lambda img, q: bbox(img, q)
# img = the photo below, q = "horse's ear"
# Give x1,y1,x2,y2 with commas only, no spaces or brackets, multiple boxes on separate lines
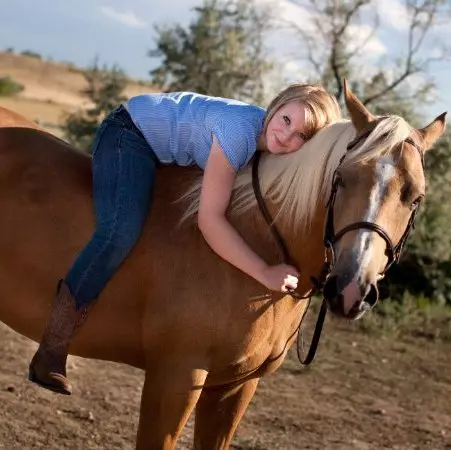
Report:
417,112,447,151
343,79,375,132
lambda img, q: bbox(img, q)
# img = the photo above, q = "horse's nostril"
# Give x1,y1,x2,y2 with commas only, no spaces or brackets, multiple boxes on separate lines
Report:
363,283,378,307
323,275,338,300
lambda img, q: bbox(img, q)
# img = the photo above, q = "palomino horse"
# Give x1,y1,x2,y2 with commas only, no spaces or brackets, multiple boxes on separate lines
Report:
0,83,445,449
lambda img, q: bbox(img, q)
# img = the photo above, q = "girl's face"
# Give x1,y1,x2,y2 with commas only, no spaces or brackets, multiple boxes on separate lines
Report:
265,101,308,154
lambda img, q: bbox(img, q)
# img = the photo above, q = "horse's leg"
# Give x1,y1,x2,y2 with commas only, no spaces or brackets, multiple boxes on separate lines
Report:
193,377,259,449
136,366,208,450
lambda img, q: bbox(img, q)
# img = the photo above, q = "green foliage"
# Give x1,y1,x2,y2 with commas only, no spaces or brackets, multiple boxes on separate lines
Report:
149,0,273,104
0,76,24,96
63,59,127,152
357,291,451,341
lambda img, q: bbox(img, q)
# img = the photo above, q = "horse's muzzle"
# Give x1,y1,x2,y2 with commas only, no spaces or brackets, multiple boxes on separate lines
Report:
323,273,379,319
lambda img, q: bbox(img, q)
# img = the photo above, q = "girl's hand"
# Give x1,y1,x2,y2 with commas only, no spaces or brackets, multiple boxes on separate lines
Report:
259,264,299,293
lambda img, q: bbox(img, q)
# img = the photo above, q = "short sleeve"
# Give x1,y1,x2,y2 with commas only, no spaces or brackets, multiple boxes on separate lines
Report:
212,114,261,171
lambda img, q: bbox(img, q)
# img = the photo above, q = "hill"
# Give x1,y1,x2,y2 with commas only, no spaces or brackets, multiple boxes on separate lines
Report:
0,51,156,138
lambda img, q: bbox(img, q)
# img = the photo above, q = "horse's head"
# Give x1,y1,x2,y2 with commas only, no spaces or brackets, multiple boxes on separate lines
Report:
323,81,446,319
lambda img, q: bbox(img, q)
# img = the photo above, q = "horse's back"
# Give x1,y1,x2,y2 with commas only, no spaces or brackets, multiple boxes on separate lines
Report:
0,106,43,130
0,120,93,217
0,111,205,366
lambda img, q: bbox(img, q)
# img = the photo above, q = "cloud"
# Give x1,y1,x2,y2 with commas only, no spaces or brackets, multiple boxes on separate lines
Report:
348,24,387,58
377,0,410,31
277,0,312,28
99,6,148,29
282,59,311,81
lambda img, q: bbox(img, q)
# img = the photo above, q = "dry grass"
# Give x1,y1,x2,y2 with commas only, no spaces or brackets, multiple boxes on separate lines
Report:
0,51,157,138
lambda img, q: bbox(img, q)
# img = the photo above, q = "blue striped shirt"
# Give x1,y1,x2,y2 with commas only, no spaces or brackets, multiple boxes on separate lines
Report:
125,92,266,171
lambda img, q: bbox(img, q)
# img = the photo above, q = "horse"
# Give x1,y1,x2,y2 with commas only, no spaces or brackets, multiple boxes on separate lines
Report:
0,82,445,449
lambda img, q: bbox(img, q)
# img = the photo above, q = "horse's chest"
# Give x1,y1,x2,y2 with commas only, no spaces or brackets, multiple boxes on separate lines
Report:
206,305,303,385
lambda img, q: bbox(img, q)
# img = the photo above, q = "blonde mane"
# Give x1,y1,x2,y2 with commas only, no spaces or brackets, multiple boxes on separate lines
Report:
183,116,416,230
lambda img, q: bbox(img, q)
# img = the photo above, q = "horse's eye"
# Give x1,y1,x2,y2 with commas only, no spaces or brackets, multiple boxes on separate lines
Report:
411,195,424,209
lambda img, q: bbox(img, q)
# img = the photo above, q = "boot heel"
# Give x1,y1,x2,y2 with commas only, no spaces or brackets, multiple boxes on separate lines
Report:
28,367,72,395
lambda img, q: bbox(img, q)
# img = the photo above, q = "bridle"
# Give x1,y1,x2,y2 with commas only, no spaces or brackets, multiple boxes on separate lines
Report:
325,129,424,274
252,128,425,365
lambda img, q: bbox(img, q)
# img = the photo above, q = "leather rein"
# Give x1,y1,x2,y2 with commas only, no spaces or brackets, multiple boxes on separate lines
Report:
251,130,424,365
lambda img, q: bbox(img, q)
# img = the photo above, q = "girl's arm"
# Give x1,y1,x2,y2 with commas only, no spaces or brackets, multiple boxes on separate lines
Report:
198,137,298,292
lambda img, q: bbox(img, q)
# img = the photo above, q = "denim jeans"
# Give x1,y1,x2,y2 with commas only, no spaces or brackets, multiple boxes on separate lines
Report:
65,105,158,309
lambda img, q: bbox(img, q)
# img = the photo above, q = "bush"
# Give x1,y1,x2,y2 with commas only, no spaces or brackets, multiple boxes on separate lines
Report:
0,76,24,96
357,292,451,341
63,58,127,152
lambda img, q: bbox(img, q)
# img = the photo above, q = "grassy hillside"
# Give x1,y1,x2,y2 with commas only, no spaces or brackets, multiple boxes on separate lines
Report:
0,51,156,138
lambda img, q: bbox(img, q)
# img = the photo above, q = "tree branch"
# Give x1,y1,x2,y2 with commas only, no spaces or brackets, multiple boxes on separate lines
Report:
362,0,444,105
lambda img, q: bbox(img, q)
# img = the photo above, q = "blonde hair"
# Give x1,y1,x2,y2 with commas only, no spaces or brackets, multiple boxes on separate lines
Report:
263,83,342,140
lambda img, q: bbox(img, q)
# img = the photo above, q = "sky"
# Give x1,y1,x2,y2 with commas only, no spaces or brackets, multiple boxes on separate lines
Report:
0,0,450,117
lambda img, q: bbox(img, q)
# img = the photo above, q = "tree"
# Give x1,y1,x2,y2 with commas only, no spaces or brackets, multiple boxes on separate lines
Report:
63,58,127,152
149,0,274,104
284,0,450,111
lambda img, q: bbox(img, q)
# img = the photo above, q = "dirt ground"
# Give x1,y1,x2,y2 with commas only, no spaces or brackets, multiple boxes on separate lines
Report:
1,311,451,450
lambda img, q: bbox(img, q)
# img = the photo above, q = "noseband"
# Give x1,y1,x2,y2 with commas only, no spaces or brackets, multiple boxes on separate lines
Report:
252,128,425,365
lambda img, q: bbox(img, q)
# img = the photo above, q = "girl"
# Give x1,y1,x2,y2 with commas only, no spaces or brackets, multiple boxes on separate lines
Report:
29,84,341,395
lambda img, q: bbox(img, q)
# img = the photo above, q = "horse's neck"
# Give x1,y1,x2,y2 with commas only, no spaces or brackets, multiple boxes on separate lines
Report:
271,201,327,293
230,200,327,294
282,211,327,289
228,206,282,265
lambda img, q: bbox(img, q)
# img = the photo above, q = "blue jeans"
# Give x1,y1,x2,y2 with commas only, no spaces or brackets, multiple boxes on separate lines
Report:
65,105,158,309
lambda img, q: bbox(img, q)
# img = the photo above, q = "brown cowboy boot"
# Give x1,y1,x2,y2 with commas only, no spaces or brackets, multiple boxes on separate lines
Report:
28,280,87,395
